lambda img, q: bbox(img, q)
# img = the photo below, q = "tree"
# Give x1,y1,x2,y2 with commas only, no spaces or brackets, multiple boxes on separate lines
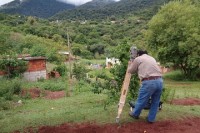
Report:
146,1,200,79
0,54,27,78
72,62,88,81
87,43,105,57
110,42,140,100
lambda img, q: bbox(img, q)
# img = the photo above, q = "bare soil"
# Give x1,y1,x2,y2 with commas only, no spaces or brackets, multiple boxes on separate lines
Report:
19,90,200,133
36,117,200,133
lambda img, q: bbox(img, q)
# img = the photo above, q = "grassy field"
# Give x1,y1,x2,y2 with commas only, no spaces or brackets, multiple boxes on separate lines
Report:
0,77,200,132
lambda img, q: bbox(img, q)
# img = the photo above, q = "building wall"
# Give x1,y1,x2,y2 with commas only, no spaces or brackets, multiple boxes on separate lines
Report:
27,60,46,72
23,59,47,81
23,70,47,81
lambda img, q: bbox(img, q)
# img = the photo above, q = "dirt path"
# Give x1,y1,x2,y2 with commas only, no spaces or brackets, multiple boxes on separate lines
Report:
37,117,200,133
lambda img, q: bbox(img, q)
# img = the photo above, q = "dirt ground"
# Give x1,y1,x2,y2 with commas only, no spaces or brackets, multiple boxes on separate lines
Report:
19,90,200,133
37,117,200,133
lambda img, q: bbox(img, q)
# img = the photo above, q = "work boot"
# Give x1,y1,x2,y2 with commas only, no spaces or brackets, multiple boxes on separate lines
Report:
146,117,154,124
129,112,139,119
129,101,135,108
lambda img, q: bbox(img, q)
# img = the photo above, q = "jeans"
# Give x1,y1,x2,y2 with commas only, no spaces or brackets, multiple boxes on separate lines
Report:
131,78,163,122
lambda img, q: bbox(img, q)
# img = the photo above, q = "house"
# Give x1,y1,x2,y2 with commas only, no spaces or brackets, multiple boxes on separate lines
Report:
58,51,75,61
106,57,120,68
23,56,47,81
0,55,47,81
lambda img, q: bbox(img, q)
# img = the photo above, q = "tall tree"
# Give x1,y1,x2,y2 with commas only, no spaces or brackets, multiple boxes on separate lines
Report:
146,0,200,79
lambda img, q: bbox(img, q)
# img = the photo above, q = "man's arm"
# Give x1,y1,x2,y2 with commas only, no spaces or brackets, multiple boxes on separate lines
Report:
127,59,139,74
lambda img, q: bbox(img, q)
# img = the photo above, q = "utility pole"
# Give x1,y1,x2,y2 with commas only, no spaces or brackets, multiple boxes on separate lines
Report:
67,29,72,96
67,29,71,77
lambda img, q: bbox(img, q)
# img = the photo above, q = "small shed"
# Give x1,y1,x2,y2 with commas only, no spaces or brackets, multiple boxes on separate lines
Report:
23,56,47,81
106,57,120,68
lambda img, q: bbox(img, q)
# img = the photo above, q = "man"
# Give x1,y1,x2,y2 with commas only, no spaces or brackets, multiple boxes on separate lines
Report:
128,50,163,123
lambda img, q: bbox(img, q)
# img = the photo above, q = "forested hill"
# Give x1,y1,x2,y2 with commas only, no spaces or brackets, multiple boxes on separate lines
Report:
51,0,170,20
0,0,75,18
78,0,116,9
0,0,170,20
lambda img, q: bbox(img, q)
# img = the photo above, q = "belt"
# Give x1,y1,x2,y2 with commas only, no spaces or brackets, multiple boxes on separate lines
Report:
142,76,161,81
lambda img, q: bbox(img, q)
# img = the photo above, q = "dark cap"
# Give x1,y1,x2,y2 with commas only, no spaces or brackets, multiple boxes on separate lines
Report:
137,50,148,56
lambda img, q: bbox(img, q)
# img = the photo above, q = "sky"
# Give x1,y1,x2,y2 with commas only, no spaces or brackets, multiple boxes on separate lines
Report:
0,0,121,6
0,0,15,6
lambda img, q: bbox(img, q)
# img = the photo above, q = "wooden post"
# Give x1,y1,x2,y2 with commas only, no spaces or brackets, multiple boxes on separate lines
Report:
116,65,132,123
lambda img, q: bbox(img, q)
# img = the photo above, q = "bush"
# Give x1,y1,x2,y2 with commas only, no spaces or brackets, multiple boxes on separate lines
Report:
161,87,175,103
0,98,11,110
0,54,27,78
74,80,92,94
42,82,67,91
0,78,22,100
26,79,68,92
72,62,89,81
53,63,68,76
11,79,22,94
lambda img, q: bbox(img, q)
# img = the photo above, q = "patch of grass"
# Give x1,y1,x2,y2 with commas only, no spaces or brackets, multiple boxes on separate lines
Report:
164,80,200,99
0,92,113,132
0,79,200,132
163,70,185,81
22,78,68,91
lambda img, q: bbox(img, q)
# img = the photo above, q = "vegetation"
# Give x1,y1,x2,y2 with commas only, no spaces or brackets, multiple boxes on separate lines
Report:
52,0,169,20
146,0,200,79
0,54,27,78
0,13,148,60
0,76,200,132
0,0,169,20
0,0,200,132
0,0,75,18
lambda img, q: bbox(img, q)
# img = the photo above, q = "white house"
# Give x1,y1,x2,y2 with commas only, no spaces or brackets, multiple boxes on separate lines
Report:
106,57,120,68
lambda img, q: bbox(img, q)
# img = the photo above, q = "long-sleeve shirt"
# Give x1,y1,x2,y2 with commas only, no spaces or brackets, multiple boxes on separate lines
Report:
127,54,162,80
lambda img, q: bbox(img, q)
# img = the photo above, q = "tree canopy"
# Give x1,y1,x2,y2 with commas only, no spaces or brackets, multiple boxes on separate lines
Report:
146,0,200,79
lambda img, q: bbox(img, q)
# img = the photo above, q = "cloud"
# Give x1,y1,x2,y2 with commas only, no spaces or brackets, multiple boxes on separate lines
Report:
57,0,92,6
0,0,121,6
0,0,15,6
57,0,120,6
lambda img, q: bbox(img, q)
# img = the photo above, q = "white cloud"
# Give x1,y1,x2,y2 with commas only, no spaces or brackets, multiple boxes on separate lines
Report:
57,0,121,6
57,0,92,6
0,0,15,6
0,0,121,6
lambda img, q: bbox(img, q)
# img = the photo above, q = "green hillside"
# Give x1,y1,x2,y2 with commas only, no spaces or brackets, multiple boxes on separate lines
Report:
0,0,75,18
52,0,170,20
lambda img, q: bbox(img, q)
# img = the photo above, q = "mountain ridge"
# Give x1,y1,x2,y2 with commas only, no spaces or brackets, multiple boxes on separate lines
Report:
0,0,76,18
0,0,170,19
52,0,170,20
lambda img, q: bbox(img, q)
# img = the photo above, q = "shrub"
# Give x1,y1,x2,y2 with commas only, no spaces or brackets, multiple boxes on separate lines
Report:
0,54,27,78
72,62,89,81
0,98,11,110
53,63,68,76
0,78,22,100
74,80,92,94
161,87,175,103
35,79,67,91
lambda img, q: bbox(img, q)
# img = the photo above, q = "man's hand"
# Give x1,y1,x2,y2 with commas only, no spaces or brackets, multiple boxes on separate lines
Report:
128,60,133,67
